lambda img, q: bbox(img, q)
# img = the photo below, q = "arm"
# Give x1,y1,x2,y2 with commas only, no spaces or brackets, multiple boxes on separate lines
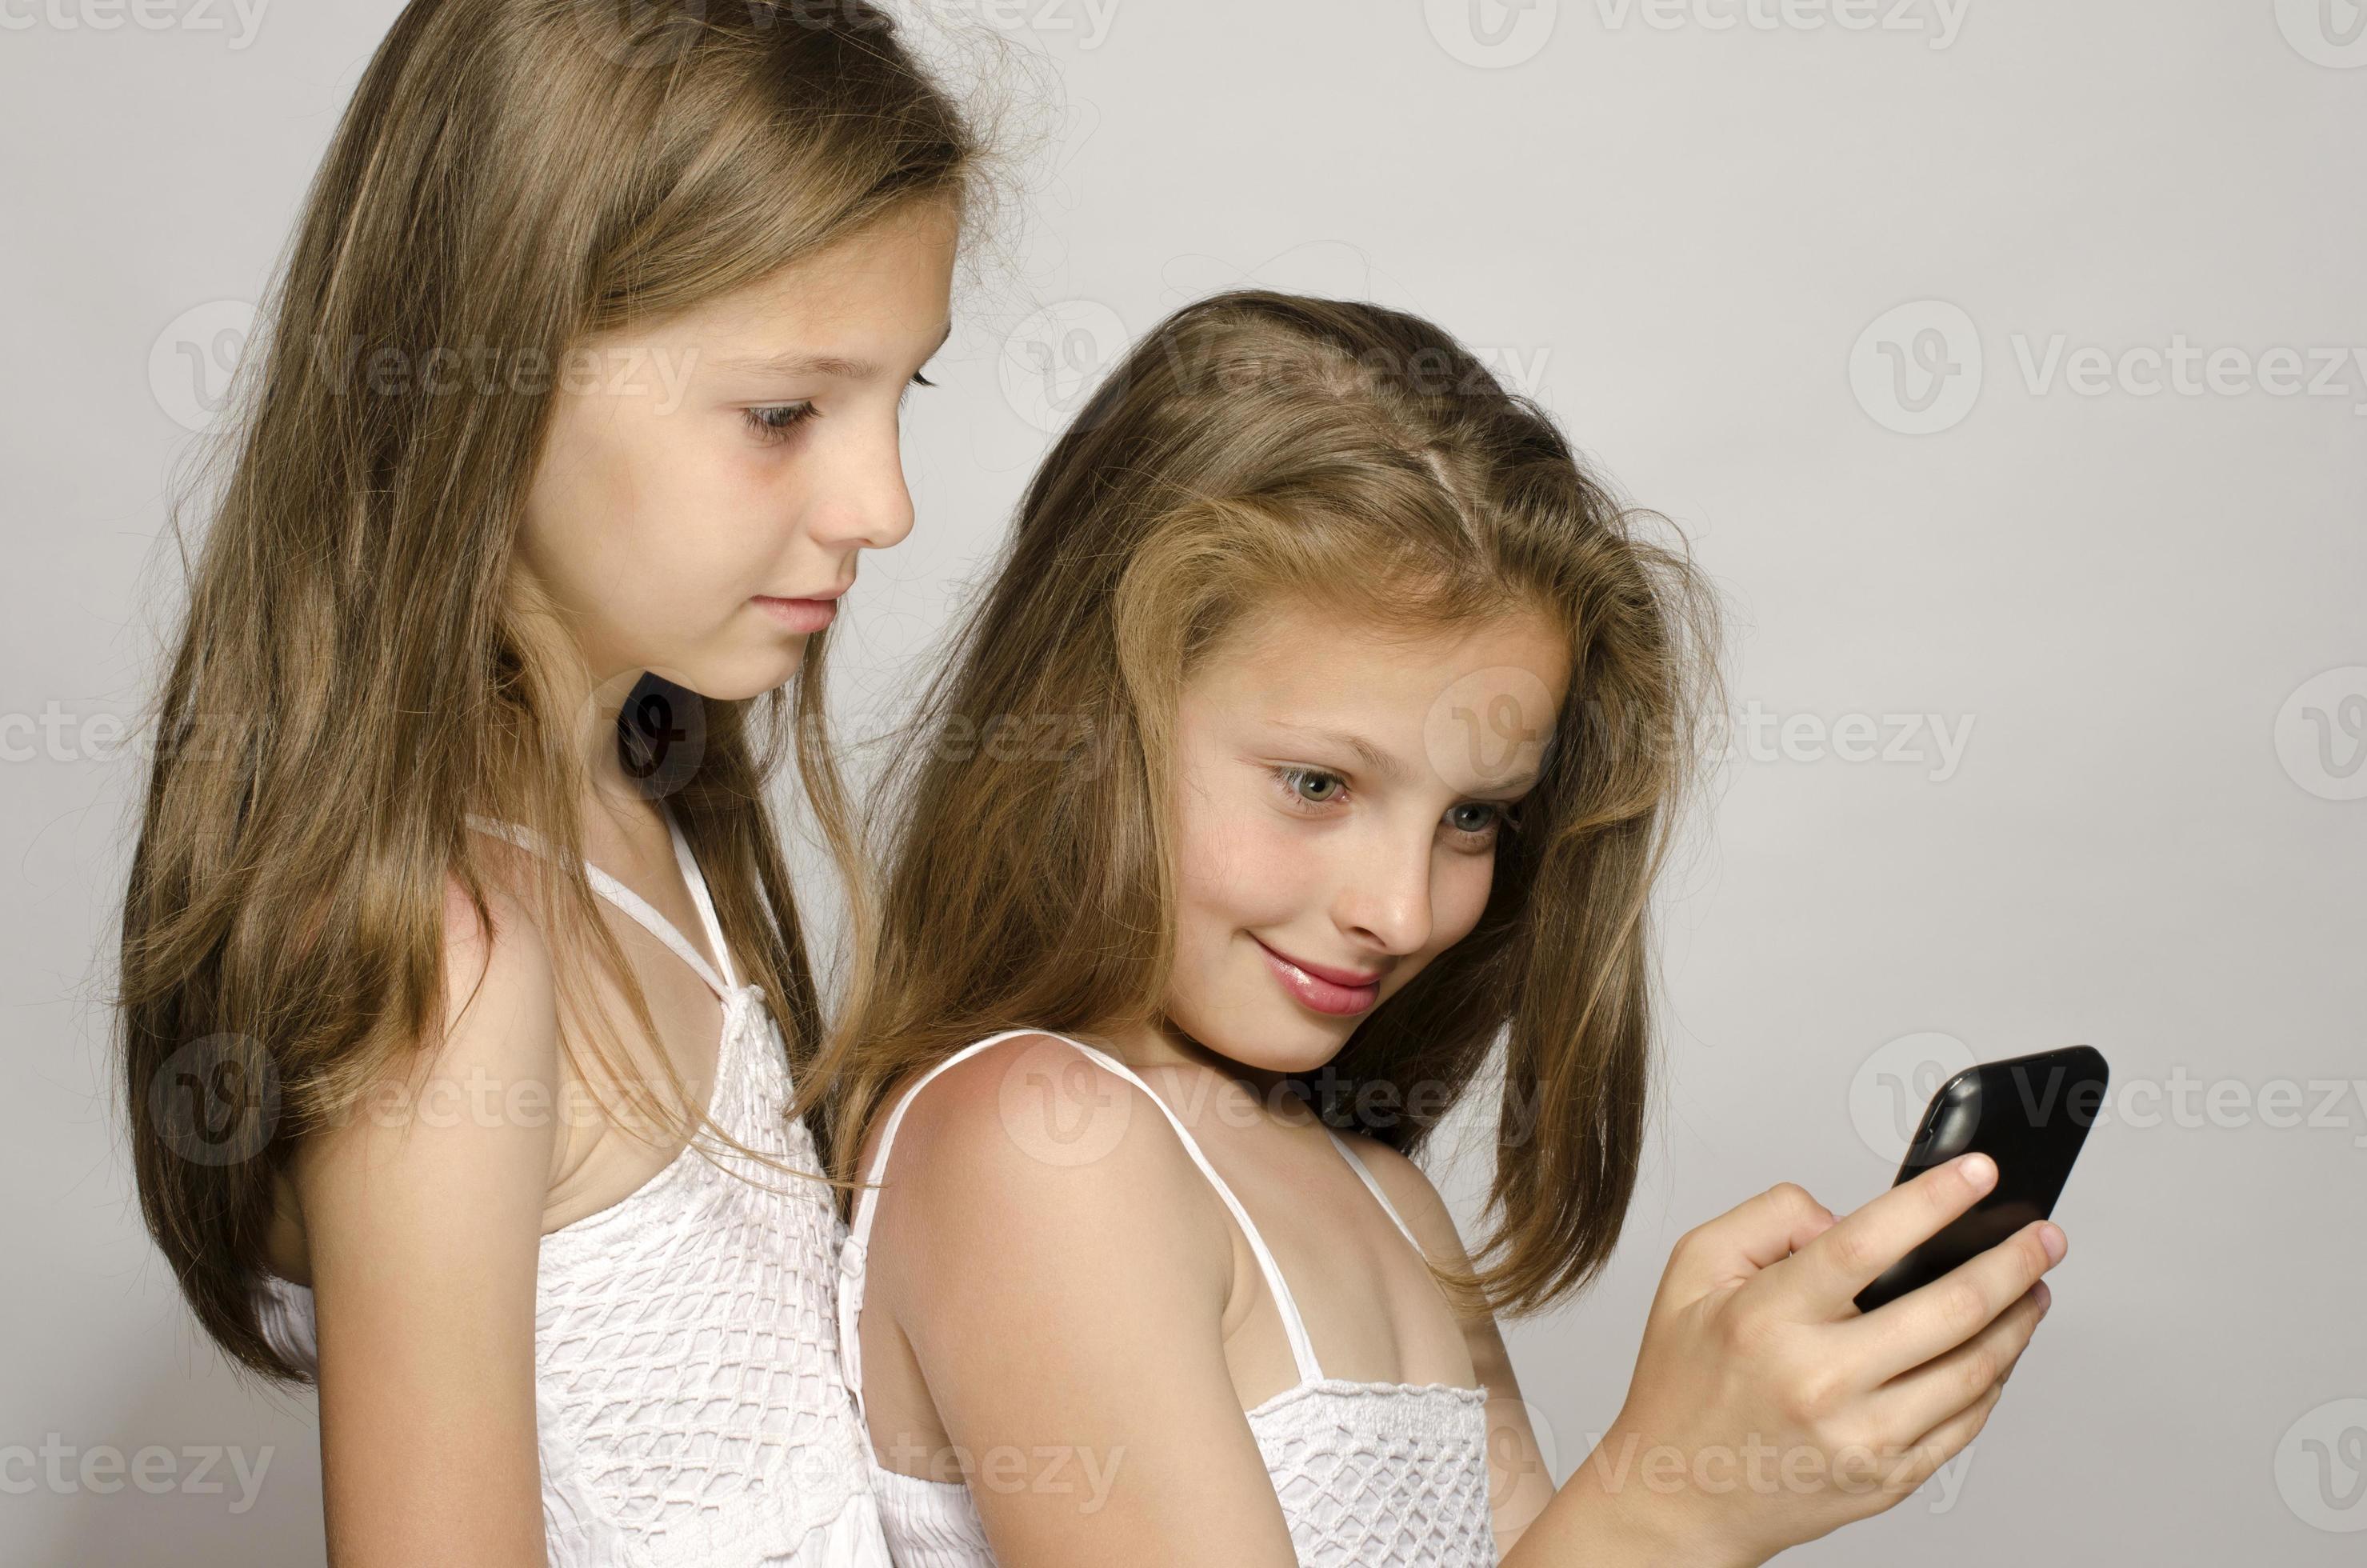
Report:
1343,1142,2060,1566
861,1038,1302,1566
289,875,561,1567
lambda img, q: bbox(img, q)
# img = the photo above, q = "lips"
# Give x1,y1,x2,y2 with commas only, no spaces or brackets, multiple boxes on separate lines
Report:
1253,937,1384,1018
751,595,838,634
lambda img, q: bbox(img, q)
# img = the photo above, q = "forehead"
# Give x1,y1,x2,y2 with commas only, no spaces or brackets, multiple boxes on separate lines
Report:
1189,597,1570,792
687,198,961,344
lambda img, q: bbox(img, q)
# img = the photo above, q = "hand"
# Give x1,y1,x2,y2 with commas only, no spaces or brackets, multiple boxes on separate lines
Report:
1579,1154,2063,1566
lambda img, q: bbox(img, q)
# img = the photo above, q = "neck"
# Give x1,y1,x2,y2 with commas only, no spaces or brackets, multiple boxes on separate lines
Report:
1106,1016,1319,1130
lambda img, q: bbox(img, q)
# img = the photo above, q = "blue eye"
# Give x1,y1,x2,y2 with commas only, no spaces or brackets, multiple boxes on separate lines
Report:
1445,802,1507,841
746,402,818,444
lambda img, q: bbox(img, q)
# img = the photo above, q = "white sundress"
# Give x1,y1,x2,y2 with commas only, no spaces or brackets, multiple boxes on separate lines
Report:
836,1028,1501,1566
254,804,891,1566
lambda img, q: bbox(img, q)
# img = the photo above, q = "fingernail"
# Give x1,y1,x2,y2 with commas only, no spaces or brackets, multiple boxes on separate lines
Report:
1960,1153,1997,1190
2037,1222,2067,1264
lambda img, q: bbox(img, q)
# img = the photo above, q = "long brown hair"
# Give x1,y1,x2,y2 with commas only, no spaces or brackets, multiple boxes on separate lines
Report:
117,0,985,1382
826,291,1724,1318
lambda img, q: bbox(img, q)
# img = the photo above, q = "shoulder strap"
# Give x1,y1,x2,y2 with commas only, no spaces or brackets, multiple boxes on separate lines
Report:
1323,1129,1429,1260
463,806,735,1000
841,1030,1325,1412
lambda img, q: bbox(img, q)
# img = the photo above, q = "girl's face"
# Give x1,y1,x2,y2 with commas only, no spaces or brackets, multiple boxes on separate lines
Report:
1163,594,1570,1075
519,198,960,702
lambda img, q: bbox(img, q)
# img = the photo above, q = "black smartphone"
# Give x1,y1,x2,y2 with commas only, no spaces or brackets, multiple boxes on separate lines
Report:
1853,1045,2108,1314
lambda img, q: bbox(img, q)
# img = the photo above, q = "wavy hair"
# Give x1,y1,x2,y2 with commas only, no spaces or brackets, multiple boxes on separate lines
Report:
826,290,1724,1318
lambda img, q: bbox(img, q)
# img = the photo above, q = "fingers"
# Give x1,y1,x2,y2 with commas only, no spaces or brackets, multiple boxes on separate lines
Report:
1765,1154,1999,1315
1879,1331,2025,1496
1665,1182,1837,1295
1846,1219,2066,1385
1864,1278,2049,1439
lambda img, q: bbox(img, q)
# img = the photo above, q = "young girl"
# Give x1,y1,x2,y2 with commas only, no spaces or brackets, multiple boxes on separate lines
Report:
824,293,2066,1564
115,3,979,1562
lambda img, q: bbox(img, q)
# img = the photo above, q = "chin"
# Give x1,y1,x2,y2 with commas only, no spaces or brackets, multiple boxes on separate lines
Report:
1195,1003,1355,1078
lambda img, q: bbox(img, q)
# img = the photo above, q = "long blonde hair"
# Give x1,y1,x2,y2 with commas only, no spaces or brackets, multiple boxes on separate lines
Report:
826,291,1724,1318
117,0,984,1382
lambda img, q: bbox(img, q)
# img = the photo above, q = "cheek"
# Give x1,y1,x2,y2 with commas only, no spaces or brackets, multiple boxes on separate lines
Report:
1426,854,1497,955
1173,786,1321,930
534,412,774,612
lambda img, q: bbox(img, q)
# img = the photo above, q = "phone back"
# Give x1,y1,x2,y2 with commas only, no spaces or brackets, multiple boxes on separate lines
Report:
1854,1045,2109,1313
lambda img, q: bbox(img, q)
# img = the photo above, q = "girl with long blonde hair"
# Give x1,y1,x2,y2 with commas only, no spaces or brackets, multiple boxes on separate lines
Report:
826,291,2066,1564
115,2,985,1562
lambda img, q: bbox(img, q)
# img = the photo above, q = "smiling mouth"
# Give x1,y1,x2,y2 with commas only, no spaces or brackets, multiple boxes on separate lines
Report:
1252,937,1384,1018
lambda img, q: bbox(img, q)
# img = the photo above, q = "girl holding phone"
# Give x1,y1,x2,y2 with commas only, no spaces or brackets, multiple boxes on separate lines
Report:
826,291,2065,1564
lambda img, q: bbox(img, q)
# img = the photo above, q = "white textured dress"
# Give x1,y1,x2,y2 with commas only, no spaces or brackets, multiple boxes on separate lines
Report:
254,807,891,1566
837,1028,1501,1566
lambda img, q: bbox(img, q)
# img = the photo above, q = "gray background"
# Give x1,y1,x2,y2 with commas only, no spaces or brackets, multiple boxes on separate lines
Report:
4,1,2362,1562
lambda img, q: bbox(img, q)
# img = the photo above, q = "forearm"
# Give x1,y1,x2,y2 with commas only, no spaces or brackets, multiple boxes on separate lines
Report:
1497,1426,1765,1568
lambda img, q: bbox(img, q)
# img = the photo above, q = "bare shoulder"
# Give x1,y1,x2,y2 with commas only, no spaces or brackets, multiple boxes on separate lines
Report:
862,1034,1237,1318
1333,1126,1478,1272
289,870,562,1206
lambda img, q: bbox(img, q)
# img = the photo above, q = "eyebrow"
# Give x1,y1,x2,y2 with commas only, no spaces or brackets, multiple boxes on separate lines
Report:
1271,723,1411,786
1273,720,1545,796
711,320,954,381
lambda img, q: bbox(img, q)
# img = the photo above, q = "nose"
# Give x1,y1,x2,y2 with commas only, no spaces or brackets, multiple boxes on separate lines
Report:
809,414,916,554
1333,824,1435,957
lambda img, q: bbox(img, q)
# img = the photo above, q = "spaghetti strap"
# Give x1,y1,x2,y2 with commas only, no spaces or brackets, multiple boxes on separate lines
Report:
840,1030,1326,1422
1323,1129,1429,1261
465,806,735,1001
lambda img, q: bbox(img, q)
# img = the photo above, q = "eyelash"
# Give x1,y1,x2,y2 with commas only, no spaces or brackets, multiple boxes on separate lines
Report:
743,370,937,446
1268,766,1519,849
